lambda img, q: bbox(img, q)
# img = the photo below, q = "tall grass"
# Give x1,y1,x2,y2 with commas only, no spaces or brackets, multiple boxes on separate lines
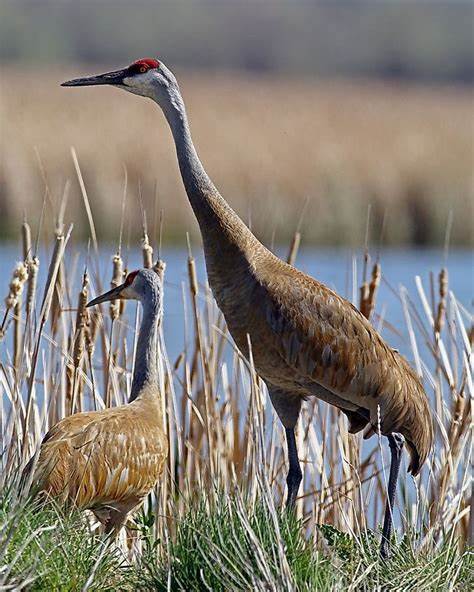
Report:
0,197,471,588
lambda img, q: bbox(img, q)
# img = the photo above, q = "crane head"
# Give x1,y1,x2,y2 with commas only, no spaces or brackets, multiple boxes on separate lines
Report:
86,269,162,307
61,58,177,100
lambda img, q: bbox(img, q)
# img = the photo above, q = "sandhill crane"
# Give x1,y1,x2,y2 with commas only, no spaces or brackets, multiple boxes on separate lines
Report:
24,268,167,535
62,59,433,557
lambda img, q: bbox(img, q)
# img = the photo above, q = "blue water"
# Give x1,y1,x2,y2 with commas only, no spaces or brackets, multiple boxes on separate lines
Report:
0,242,472,365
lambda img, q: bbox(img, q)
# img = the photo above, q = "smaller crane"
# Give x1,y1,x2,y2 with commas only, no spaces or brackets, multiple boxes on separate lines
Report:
24,269,167,535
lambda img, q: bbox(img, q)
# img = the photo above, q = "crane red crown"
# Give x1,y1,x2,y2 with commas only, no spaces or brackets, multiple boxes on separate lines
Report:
130,58,160,72
124,270,139,286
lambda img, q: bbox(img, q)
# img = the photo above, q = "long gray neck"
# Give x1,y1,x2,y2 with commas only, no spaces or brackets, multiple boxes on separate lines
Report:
130,291,161,402
159,88,257,252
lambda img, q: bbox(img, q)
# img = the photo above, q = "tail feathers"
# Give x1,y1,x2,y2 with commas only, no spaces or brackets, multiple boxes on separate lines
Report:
342,390,433,477
398,391,433,476
405,440,421,475
403,424,432,476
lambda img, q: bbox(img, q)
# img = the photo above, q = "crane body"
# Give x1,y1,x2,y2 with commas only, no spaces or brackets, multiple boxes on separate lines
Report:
26,269,167,534
62,60,433,556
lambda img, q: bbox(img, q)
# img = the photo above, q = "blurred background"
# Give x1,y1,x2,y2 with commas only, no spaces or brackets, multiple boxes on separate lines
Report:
0,0,473,247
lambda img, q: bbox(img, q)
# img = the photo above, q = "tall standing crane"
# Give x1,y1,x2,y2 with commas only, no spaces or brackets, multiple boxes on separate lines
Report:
25,269,167,535
62,59,433,557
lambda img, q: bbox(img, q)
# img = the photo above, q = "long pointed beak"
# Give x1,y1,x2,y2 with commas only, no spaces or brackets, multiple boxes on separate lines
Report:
61,68,127,87
86,283,126,307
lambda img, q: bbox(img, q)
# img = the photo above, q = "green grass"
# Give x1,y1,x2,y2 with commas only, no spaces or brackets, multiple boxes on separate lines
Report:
135,495,472,591
136,496,334,591
0,491,134,591
2,491,471,591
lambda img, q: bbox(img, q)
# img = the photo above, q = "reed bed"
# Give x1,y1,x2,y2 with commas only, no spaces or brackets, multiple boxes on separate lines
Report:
0,200,472,589
1,66,473,246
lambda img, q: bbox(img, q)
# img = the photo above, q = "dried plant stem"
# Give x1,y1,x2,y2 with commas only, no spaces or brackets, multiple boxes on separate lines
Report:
66,271,89,415
286,231,301,266
360,262,381,320
22,225,72,453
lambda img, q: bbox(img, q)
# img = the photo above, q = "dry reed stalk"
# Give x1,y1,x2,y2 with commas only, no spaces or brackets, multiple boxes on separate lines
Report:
13,300,22,371
71,147,98,253
435,267,448,335
21,225,72,454
286,231,301,266
66,271,89,415
186,236,204,390
101,252,124,408
14,227,31,371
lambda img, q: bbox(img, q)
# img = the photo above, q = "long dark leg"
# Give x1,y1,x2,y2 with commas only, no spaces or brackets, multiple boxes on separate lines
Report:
285,427,302,509
380,433,405,559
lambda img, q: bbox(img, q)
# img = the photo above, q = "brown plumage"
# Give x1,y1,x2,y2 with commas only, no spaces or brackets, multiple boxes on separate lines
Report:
25,269,167,534
62,59,434,556
229,255,433,475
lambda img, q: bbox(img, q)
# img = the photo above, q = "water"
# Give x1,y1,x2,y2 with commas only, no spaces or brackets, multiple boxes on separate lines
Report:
0,243,472,364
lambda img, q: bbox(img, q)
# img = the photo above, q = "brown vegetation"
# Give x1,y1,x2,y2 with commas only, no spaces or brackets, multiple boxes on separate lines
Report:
0,67,473,246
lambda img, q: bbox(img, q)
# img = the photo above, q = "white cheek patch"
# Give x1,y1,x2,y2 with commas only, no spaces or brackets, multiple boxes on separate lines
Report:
121,285,137,300
122,73,155,96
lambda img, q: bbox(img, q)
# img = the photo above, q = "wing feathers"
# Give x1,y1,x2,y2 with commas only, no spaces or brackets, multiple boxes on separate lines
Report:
30,402,167,510
257,262,433,471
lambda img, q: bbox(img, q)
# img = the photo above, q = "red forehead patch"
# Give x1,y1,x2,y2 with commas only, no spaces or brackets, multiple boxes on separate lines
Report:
125,270,139,286
131,58,160,70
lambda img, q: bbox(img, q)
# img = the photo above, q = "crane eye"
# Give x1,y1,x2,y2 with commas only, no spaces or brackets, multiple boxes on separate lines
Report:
140,66,147,73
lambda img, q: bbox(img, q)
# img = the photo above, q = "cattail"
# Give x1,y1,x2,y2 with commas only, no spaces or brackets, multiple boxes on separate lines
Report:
1,261,28,346
5,261,28,311
359,281,370,319
110,252,124,321
40,231,65,323
21,221,32,262
85,309,100,357
67,271,90,414
119,266,127,317
49,262,64,336
367,262,381,315
73,271,89,369
187,251,199,298
360,262,381,320
435,267,448,335
142,232,153,269
26,256,39,318
153,258,166,284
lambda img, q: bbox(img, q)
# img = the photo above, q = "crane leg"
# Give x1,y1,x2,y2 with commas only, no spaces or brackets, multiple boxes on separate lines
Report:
380,433,404,559
267,387,302,510
285,427,302,509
